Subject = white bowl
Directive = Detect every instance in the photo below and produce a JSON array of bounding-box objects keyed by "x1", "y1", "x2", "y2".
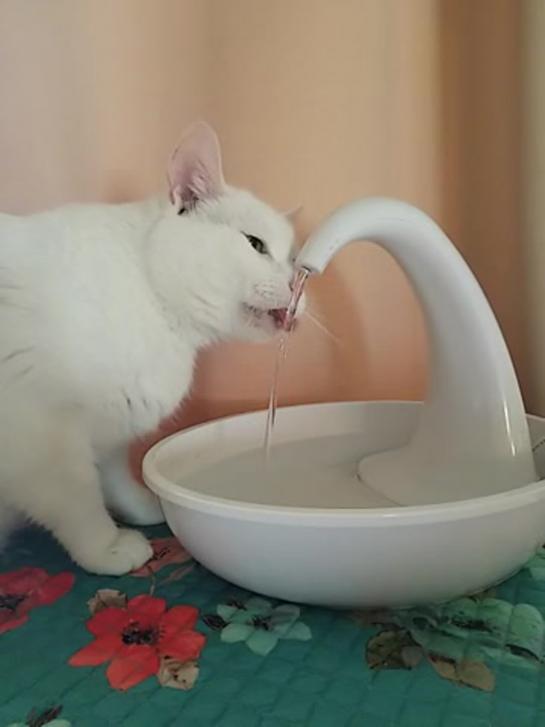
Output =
[{"x1": 143, "y1": 402, "x2": 545, "y2": 608}]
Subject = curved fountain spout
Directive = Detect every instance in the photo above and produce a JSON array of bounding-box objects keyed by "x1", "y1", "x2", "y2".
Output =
[{"x1": 296, "y1": 198, "x2": 536, "y2": 505}]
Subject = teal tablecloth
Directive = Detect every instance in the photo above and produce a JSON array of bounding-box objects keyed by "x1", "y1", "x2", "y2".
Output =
[{"x1": 1, "y1": 525, "x2": 545, "y2": 726}]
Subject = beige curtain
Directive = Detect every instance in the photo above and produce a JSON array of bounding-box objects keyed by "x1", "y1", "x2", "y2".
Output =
[
  {"x1": 522, "y1": 0, "x2": 545, "y2": 412},
  {"x1": 0, "y1": 0, "x2": 534, "y2": 443}
]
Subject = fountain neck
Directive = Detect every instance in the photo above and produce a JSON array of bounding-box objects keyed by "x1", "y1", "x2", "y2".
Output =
[{"x1": 296, "y1": 198, "x2": 534, "y2": 501}]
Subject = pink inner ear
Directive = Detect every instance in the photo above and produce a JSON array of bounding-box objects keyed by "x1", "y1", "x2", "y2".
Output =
[{"x1": 167, "y1": 122, "x2": 225, "y2": 210}]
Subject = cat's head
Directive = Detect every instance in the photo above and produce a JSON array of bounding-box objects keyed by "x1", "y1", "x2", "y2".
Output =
[{"x1": 151, "y1": 122, "x2": 305, "y2": 344}]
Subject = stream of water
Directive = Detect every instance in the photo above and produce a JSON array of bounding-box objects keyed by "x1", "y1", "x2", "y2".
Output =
[{"x1": 263, "y1": 268, "x2": 310, "y2": 459}]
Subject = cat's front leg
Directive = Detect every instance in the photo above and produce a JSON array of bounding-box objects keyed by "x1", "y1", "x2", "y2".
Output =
[
  {"x1": 99, "y1": 446, "x2": 165, "y2": 526},
  {"x1": 1, "y1": 412, "x2": 153, "y2": 575}
]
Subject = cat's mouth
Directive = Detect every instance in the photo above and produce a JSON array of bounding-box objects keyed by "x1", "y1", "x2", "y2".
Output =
[{"x1": 244, "y1": 305, "x2": 294, "y2": 332}]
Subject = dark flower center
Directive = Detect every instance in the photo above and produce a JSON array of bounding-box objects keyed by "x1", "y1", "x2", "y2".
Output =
[
  {"x1": 0, "y1": 593, "x2": 25, "y2": 612},
  {"x1": 226, "y1": 599, "x2": 246, "y2": 610},
  {"x1": 27, "y1": 705, "x2": 63, "y2": 727},
  {"x1": 251, "y1": 616, "x2": 272, "y2": 631},
  {"x1": 152, "y1": 547, "x2": 169, "y2": 562},
  {"x1": 203, "y1": 614, "x2": 227, "y2": 631},
  {"x1": 450, "y1": 617, "x2": 491, "y2": 632},
  {"x1": 121, "y1": 622, "x2": 158, "y2": 646}
]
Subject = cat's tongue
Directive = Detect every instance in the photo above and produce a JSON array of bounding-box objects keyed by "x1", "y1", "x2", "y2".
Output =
[{"x1": 269, "y1": 308, "x2": 295, "y2": 331}]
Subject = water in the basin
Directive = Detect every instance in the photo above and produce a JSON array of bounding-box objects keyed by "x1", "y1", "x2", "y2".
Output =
[
  {"x1": 263, "y1": 268, "x2": 310, "y2": 459},
  {"x1": 181, "y1": 433, "x2": 400, "y2": 508}
]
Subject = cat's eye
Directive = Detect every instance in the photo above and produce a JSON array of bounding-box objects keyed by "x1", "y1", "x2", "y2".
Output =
[{"x1": 244, "y1": 233, "x2": 269, "y2": 256}]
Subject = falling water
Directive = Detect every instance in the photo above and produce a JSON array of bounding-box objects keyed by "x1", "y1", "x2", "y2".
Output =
[{"x1": 263, "y1": 268, "x2": 310, "y2": 459}]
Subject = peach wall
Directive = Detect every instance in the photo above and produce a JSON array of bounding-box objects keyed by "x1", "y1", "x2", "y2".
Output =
[
  {"x1": 0, "y1": 0, "x2": 208, "y2": 211},
  {"x1": 191, "y1": 0, "x2": 439, "y2": 425},
  {"x1": 0, "y1": 1, "x2": 529, "y2": 448}
]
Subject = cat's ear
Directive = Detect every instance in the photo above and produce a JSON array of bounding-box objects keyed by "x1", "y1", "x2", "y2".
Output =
[{"x1": 167, "y1": 122, "x2": 225, "y2": 212}]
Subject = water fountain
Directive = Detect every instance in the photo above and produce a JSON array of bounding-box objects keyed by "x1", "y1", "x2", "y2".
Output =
[{"x1": 143, "y1": 198, "x2": 545, "y2": 608}]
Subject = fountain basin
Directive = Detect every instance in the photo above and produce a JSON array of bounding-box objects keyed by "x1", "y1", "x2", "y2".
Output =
[{"x1": 143, "y1": 401, "x2": 545, "y2": 608}]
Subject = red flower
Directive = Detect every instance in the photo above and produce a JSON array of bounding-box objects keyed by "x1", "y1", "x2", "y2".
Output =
[
  {"x1": 0, "y1": 567, "x2": 75, "y2": 635},
  {"x1": 69, "y1": 595, "x2": 206, "y2": 690},
  {"x1": 131, "y1": 537, "x2": 192, "y2": 577}
]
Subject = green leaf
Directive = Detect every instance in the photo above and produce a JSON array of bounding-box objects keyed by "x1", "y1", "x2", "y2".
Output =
[
  {"x1": 245, "y1": 597, "x2": 272, "y2": 616},
  {"x1": 220, "y1": 622, "x2": 254, "y2": 644},
  {"x1": 442, "y1": 598, "x2": 479, "y2": 625},
  {"x1": 398, "y1": 605, "x2": 440, "y2": 632},
  {"x1": 506, "y1": 604, "x2": 544, "y2": 662},
  {"x1": 410, "y1": 629, "x2": 466, "y2": 663},
  {"x1": 283, "y1": 621, "x2": 312, "y2": 641},
  {"x1": 273, "y1": 604, "x2": 301, "y2": 620},
  {"x1": 227, "y1": 609, "x2": 254, "y2": 625},
  {"x1": 270, "y1": 607, "x2": 301, "y2": 636},
  {"x1": 366, "y1": 629, "x2": 419, "y2": 670},
  {"x1": 246, "y1": 629, "x2": 279, "y2": 656},
  {"x1": 217, "y1": 604, "x2": 238, "y2": 621},
  {"x1": 475, "y1": 599, "x2": 512, "y2": 640}
]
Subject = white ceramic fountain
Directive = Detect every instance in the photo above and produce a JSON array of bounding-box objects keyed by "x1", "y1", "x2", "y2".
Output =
[
  {"x1": 298, "y1": 198, "x2": 537, "y2": 505},
  {"x1": 144, "y1": 198, "x2": 545, "y2": 608}
]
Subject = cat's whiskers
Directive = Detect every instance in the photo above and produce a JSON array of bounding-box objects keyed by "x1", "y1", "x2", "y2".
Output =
[{"x1": 303, "y1": 310, "x2": 342, "y2": 345}]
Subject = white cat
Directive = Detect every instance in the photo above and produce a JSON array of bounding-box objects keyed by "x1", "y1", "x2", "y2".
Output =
[{"x1": 0, "y1": 122, "x2": 303, "y2": 575}]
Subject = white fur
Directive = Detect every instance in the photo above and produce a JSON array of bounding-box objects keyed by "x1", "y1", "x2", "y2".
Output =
[{"x1": 0, "y1": 125, "x2": 302, "y2": 574}]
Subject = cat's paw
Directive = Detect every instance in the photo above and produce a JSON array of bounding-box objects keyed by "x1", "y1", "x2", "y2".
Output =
[{"x1": 77, "y1": 529, "x2": 153, "y2": 576}]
